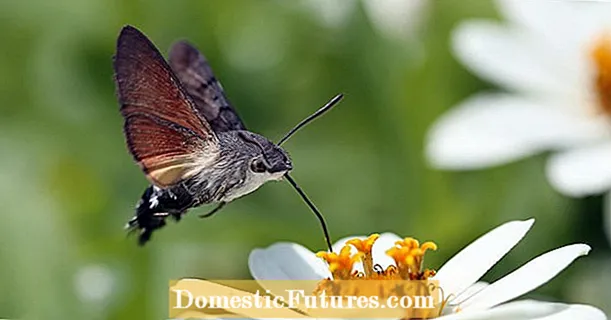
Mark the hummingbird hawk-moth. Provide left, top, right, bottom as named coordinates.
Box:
left=113, top=25, right=340, bottom=248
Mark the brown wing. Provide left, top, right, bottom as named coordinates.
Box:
left=169, top=41, right=246, bottom=132
left=114, top=25, right=219, bottom=187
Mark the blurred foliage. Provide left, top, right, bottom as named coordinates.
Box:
left=0, top=0, right=608, bottom=319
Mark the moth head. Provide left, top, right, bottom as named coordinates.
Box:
left=238, top=131, right=292, bottom=175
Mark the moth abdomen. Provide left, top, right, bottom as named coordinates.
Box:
left=127, top=184, right=197, bottom=245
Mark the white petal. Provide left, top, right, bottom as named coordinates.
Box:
left=451, top=282, right=489, bottom=307
left=452, top=20, right=573, bottom=96
left=496, top=0, right=611, bottom=52
left=546, top=142, right=611, bottom=197
left=248, top=242, right=330, bottom=281
left=496, top=0, right=572, bottom=29
left=433, top=219, right=534, bottom=301
left=426, top=94, right=608, bottom=170
left=534, top=304, right=607, bottom=320
left=438, top=300, right=575, bottom=320
left=461, top=244, right=591, bottom=311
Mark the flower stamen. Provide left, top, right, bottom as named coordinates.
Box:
left=386, top=238, right=438, bottom=280
left=347, top=234, right=379, bottom=277
left=316, top=246, right=363, bottom=279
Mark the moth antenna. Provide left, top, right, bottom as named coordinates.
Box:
left=285, top=173, right=333, bottom=252
left=278, top=93, right=344, bottom=146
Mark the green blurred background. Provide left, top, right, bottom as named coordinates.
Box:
left=0, top=0, right=609, bottom=319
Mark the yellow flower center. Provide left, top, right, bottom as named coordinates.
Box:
left=315, top=234, right=442, bottom=319
left=591, top=35, right=611, bottom=115
left=316, top=234, right=438, bottom=281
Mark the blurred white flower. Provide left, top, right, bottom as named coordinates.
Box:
left=249, top=219, right=605, bottom=319
left=361, top=0, right=428, bottom=40
left=297, top=0, right=355, bottom=29
left=73, top=264, right=115, bottom=305
left=425, top=0, right=611, bottom=242
left=294, top=0, right=428, bottom=40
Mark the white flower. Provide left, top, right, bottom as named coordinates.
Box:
left=287, top=0, right=428, bottom=40
left=248, top=219, right=606, bottom=319
left=425, top=1, right=611, bottom=240
left=73, top=264, right=115, bottom=306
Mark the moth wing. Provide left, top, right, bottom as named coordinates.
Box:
left=169, top=41, right=247, bottom=132
left=114, top=25, right=219, bottom=187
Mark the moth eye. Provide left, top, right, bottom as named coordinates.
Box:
left=250, top=158, right=267, bottom=173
